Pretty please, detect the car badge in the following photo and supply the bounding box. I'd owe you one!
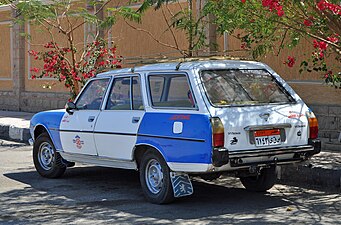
[259,112,270,122]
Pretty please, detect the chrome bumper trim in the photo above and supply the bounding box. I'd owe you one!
[228,145,314,159]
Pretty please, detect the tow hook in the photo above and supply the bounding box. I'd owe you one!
[273,157,278,165]
[249,165,258,174]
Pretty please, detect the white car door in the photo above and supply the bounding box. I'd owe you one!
[94,75,145,160]
[60,78,110,155]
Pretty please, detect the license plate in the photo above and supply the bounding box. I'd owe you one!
[254,129,281,147]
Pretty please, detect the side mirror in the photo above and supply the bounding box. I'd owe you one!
[66,102,77,115]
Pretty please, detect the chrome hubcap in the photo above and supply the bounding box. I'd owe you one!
[38,142,54,170]
[145,159,163,194]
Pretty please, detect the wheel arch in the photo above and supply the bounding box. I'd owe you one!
[33,124,56,146]
[133,143,167,170]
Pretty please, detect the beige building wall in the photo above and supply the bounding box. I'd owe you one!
[25,17,85,93]
[0,10,12,91]
[110,3,188,60]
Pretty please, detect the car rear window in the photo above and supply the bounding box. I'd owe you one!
[200,69,294,106]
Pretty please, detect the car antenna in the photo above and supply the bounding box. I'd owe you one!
[175,53,186,71]
[175,61,182,71]
[131,65,135,73]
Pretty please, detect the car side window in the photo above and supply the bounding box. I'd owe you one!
[76,78,110,110]
[149,74,196,108]
[132,77,144,110]
[106,77,131,110]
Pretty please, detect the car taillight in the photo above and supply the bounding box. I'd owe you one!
[211,117,224,147]
[307,110,318,139]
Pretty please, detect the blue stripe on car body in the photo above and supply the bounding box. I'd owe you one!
[30,109,65,151]
[137,112,212,164]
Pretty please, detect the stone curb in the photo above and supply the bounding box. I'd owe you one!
[0,124,31,143]
[280,163,341,192]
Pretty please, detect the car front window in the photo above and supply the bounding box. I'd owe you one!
[76,78,110,110]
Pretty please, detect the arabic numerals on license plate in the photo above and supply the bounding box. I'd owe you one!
[268,135,281,145]
[256,137,268,146]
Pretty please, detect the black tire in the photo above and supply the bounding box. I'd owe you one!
[240,166,277,192]
[33,133,66,178]
[139,150,174,204]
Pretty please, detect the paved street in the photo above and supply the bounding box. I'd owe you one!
[0,139,340,225]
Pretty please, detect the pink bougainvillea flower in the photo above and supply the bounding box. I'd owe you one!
[327,36,339,43]
[303,19,313,26]
[318,41,328,50]
[30,67,40,73]
[312,39,328,50]
[317,0,341,15]
[324,71,333,78]
[241,0,246,3]
[262,0,285,16]
[276,6,284,17]
[241,43,247,49]
[284,56,295,67]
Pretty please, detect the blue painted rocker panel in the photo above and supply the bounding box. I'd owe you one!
[137,113,213,164]
[30,109,65,151]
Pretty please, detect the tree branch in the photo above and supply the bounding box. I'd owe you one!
[161,6,180,50]
[123,19,185,55]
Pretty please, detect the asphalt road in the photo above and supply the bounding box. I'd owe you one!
[0,139,340,225]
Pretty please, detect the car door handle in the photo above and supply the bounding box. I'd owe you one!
[132,117,140,123]
[88,116,96,122]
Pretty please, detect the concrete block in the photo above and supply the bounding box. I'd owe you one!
[280,164,341,192]
[329,106,341,116]
[58,100,67,108]
[0,126,9,140]
[319,131,340,140]
[23,129,32,143]
[318,116,338,131]
[310,105,329,116]
[50,100,58,109]
[35,99,43,107]
[43,100,51,109]
[323,142,341,152]
[8,126,23,141]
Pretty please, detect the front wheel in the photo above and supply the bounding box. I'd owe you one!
[139,151,174,204]
[33,133,66,178]
[240,166,277,192]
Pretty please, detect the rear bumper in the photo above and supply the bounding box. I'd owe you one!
[212,139,321,167]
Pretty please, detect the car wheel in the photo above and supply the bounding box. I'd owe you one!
[139,150,174,204]
[33,133,66,178]
[240,166,277,192]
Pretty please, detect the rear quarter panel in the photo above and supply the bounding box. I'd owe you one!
[136,112,213,164]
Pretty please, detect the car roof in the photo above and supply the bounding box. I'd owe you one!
[96,60,267,77]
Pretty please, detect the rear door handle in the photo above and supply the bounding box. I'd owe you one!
[132,117,140,123]
[88,116,95,122]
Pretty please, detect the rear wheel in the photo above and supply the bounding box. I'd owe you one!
[240,166,277,192]
[139,151,174,204]
[33,133,66,178]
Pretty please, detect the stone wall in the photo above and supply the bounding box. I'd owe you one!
[20,92,70,112]
[0,91,18,111]
[310,105,341,140]
[0,91,69,112]
[309,104,341,150]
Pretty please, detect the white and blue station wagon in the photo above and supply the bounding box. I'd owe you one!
[30,60,321,204]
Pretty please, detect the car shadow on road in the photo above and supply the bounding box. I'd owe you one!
[2,166,337,224]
